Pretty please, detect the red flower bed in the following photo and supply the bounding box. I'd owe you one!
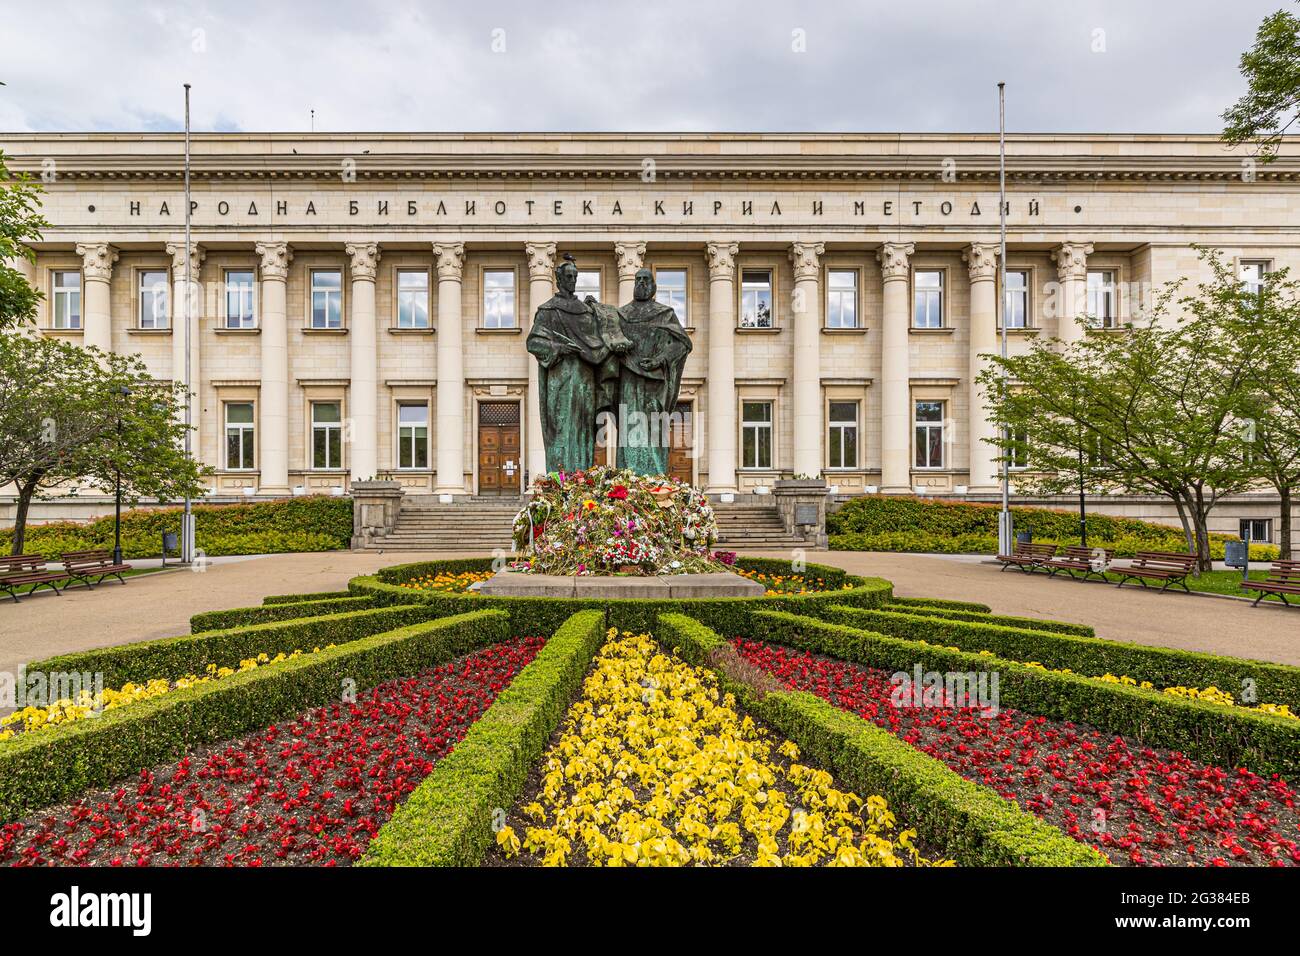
[0,637,542,867]
[734,639,1300,867]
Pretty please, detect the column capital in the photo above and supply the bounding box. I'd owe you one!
[76,242,118,282]
[1052,241,1094,282]
[165,241,205,276]
[876,242,914,282]
[614,241,647,282]
[788,241,825,281]
[345,241,382,281]
[963,242,999,282]
[433,241,466,280]
[524,240,557,281]
[705,240,739,280]
[255,241,293,280]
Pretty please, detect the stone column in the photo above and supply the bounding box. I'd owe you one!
[256,241,292,495]
[965,242,1000,492]
[166,241,205,463]
[346,241,381,483]
[76,242,117,353]
[789,241,825,478]
[1052,242,1093,345]
[705,241,739,496]
[524,241,556,482]
[877,242,914,493]
[433,241,466,495]
[614,240,646,305]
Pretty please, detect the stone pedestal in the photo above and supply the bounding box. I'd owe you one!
[773,478,829,548]
[350,480,404,549]
[477,569,765,599]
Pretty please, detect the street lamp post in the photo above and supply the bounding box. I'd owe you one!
[112,384,131,567]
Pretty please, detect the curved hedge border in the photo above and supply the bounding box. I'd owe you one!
[882,604,1095,637]
[264,590,354,605]
[0,609,510,823]
[361,610,606,867]
[190,595,380,633]
[656,612,1106,867]
[889,596,992,613]
[821,605,1300,709]
[753,610,1300,779]
[29,603,447,688]
[348,556,892,637]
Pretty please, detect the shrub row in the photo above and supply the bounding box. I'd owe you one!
[361,610,607,867]
[882,604,1095,637]
[30,603,448,688]
[655,613,1105,867]
[189,595,380,633]
[829,530,1278,561]
[753,610,1300,778]
[888,595,992,613]
[820,605,1300,709]
[263,590,354,605]
[2,495,353,559]
[0,609,510,823]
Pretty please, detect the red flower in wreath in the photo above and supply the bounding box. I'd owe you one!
[608,485,629,501]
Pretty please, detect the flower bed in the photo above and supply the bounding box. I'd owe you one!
[487,630,946,867]
[0,638,541,866]
[733,640,1300,867]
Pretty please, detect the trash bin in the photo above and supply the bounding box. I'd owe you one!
[1015,530,1032,547]
[161,531,178,567]
[1224,540,1247,569]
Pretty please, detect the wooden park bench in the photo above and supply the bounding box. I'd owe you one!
[1041,546,1111,583]
[0,554,68,603]
[60,549,133,590]
[1241,560,1300,607]
[1110,551,1198,593]
[995,541,1058,573]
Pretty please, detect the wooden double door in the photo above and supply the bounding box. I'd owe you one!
[477,402,521,495]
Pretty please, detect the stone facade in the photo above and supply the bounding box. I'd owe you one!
[3,131,1298,549]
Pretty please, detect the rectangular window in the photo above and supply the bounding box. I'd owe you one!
[311,402,342,469]
[740,270,773,328]
[224,403,255,470]
[138,270,169,329]
[396,270,430,329]
[52,271,82,329]
[575,269,602,302]
[482,269,516,329]
[311,269,343,329]
[1008,426,1030,469]
[1240,260,1269,296]
[827,401,859,469]
[1086,270,1116,328]
[1003,269,1029,329]
[914,401,945,469]
[225,270,255,329]
[1239,518,1272,544]
[913,270,944,329]
[397,403,429,469]
[655,268,688,326]
[826,269,859,329]
[741,401,773,469]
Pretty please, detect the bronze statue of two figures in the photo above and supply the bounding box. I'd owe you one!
[528,256,691,478]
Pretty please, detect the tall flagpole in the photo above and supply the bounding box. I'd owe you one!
[997,81,1013,556]
[182,83,195,564]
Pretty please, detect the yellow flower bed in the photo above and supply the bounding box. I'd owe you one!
[0,646,334,742]
[495,629,950,867]
[398,570,493,594]
[732,567,855,595]
[911,638,1297,721]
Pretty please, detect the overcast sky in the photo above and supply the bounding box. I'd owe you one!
[0,0,1279,134]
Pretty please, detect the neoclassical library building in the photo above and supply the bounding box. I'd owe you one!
[2,131,1296,547]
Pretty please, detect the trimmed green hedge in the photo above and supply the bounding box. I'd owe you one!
[2,495,353,560]
[888,595,992,613]
[0,609,510,823]
[190,595,380,633]
[264,590,354,605]
[752,610,1300,778]
[655,613,1104,867]
[820,605,1300,709]
[29,603,449,687]
[882,604,1095,637]
[361,610,607,867]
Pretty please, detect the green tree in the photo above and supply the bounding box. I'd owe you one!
[979,259,1258,571]
[0,332,209,554]
[1222,6,1300,162]
[0,149,48,329]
